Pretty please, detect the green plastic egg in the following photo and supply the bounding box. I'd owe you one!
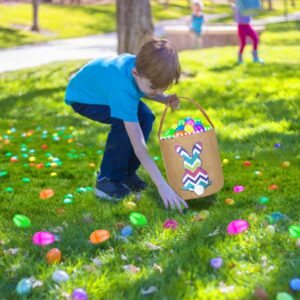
[13,214,31,228]
[129,212,147,226]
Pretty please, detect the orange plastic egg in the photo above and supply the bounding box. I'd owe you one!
[174,130,186,137]
[90,230,110,244]
[40,189,55,199]
[46,248,61,264]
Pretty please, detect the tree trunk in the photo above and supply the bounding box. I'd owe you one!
[31,0,40,31]
[267,0,273,10]
[117,0,154,54]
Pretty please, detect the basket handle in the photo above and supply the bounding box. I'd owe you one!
[157,96,215,138]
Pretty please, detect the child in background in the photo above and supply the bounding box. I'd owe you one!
[234,2,264,64]
[65,39,188,213]
[190,0,205,48]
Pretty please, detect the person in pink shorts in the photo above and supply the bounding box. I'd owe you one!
[234,3,264,64]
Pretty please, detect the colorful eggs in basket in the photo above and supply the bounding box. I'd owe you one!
[161,116,211,140]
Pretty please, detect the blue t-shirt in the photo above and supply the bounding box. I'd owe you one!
[191,14,204,34]
[65,54,144,122]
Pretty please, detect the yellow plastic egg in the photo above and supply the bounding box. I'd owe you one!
[223,159,229,164]
[50,172,57,177]
[224,198,234,205]
[124,201,136,210]
[184,125,194,133]
[29,156,36,162]
[281,161,290,168]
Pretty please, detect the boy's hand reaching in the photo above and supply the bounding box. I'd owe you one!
[165,94,180,110]
[157,182,188,213]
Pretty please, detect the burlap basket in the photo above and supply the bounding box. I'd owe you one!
[158,97,224,200]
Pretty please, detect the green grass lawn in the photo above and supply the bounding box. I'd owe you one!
[0,23,300,300]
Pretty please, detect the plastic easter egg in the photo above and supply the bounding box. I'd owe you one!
[177,119,185,126]
[194,124,204,132]
[254,170,262,176]
[13,214,31,228]
[121,226,133,237]
[16,278,32,296]
[123,201,136,210]
[210,257,223,269]
[63,198,73,204]
[51,270,69,283]
[271,212,285,222]
[32,231,55,246]
[223,159,229,164]
[244,161,251,166]
[5,187,14,193]
[184,125,194,133]
[129,212,147,226]
[40,188,55,199]
[163,219,178,230]
[227,220,249,235]
[175,125,184,132]
[289,225,300,238]
[163,128,176,138]
[290,278,300,291]
[276,292,294,300]
[269,184,278,190]
[224,198,234,205]
[274,143,281,148]
[266,225,275,234]
[46,248,62,264]
[281,161,290,168]
[233,185,244,193]
[22,177,30,183]
[90,230,110,244]
[259,196,269,204]
[185,119,195,127]
[0,170,8,177]
[184,116,192,122]
[174,130,186,137]
[72,288,88,300]
[199,210,210,220]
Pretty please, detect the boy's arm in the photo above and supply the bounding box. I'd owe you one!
[124,121,188,213]
[146,94,180,110]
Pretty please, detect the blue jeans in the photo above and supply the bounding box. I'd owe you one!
[71,101,155,181]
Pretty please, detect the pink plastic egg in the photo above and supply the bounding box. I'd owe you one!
[233,185,244,193]
[163,219,178,230]
[32,231,55,246]
[227,220,249,235]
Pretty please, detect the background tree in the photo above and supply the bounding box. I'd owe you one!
[31,0,40,31]
[116,0,154,54]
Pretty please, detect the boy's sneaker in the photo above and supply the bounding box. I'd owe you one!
[95,178,130,201]
[122,173,148,192]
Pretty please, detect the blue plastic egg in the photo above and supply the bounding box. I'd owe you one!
[290,278,300,291]
[16,278,32,296]
[121,225,133,237]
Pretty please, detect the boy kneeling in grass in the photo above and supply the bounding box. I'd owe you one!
[65,38,188,213]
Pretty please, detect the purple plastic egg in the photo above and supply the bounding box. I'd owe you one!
[194,124,205,132]
[32,231,55,246]
[72,288,88,300]
[227,220,249,235]
[210,257,223,269]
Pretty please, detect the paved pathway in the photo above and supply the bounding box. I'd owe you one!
[0,12,299,73]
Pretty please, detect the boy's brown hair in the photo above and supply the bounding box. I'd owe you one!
[135,39,181,89]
